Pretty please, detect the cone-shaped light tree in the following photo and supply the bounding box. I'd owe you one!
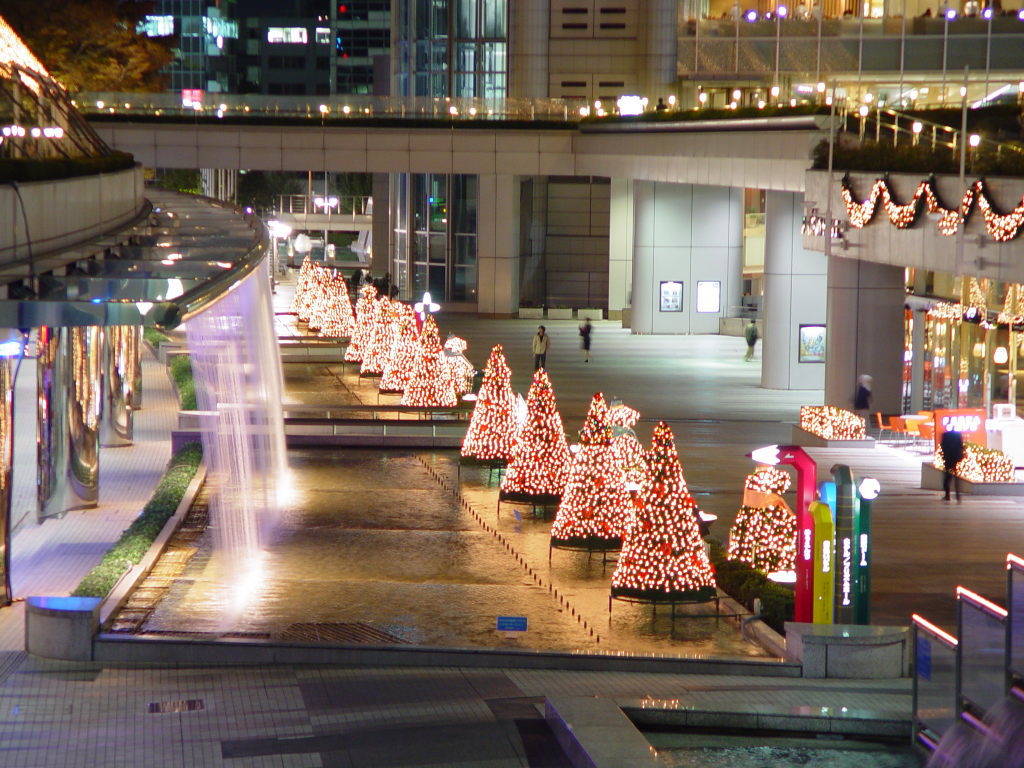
[608,402,647,488]
[500,369,570,499]
[550,393,636,551]
[379,306,419,393]
[461,344,517,462]
[610,422,717,601]
[344,284,378,363]
[726,466,797,574]
[360,296,395,375]
[306,265,330,332]
[318,273,355,338]
[402,315,458,407]
[291,256,313,318]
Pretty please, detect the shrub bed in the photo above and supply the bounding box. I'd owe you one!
[708,538,793,635]
[71,442,203,599]
[143,328,169,348]
[168,354,197,410]
[0,152,135,183]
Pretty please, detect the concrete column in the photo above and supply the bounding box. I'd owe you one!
[371,172,390,275]
[641,0,678,98]
[608,178,634,319]
[631,181,742,335]
[824,255,905,414]
[477,174,520,317]
[37,326,102,521]
[509,0,549,98]
[761,191,828,390]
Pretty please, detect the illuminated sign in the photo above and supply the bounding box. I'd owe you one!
[934,408,987,449]
[659,281,683,312]
[696,281,721,313]
[821,539,831,573]
[841,537,852,606]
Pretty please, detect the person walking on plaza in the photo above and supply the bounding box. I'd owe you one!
[744,319,759,361]
[533,325,550,370]
[940,428,965,502]
[579,318,592,363]
[854,374,873,421]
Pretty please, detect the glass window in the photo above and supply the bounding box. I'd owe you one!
[267,27,308,44]
[456,42,476,72]
[139,15,175,37]
[482,0,507,38]
[315,27,331,44]
[454,234,476,265]
[429,234,446,263]
[452,265,476,301]
[456,0,478,37]
[452,175,477,234]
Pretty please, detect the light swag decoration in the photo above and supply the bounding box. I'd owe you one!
[840,176,1024,242]
[799,405,867,440]
[610,421,717,601]
[550,393,635,551]
[727,466,797,575]
[461,345,517,463]
[500,369,571,499]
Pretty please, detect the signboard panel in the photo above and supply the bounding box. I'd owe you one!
[659,281,683,312]
[934,408,987,449]
[496,616,528,632]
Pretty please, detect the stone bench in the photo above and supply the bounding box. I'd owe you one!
[784,622,910,678]
[25,596,102,662]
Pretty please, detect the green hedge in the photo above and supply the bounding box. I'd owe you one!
[0,152,135,183]
[168,354,197,410]
[143,328,169,348]
[813,138,1024,177]
[71,442,203,598]
[708,539,793,635]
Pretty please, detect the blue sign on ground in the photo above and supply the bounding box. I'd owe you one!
[496,616,528,632]
[917,636,932,681]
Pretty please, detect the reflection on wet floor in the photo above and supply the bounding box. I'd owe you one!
[137,447,768,658]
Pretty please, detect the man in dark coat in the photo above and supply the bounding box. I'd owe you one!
[940,428,965,502]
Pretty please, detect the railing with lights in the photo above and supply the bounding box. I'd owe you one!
[912,552,1024,758]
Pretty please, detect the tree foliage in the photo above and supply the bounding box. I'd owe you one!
[0,0,174,93]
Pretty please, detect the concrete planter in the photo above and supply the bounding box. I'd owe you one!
[790,425,876,449]
[621,307,632,329]
[577,308,603,321]
[920,462,1024,495]
[518,307,544,319]
[547,308,573,320]
[785,622,910,678]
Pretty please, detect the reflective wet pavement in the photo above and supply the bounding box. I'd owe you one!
[139,445,768,659]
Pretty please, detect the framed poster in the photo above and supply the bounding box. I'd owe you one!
[695,281,721,313]
[659,281,683,312]
[798,324,826,363]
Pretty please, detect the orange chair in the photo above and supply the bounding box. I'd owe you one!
[887,416,909,443]
[874,412,892,440]
[918,422,935,452]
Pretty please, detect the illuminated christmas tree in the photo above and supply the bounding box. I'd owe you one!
[291,256,313,317]
[318,273,355,338]
[379,306,419,393]
[306,264,330,332]
[361,296,395,375]
[442,335,475,395]
[500,369,571,500]
[727,467,798,575]
[610,421,717,601]
[550,393,635,551]
[402,315,458,407]
[344,284,378,363]
[461,344,517,463]
[608,402,647,487]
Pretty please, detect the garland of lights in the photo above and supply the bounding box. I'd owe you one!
[401,315,458,408]
[550,393,635,551]
[500,369,571,499]
[841,177,1024,242]
[610,421,717,601]
[727,467,797,575]
[799,405,867,441]
[461,345,518,462]
[934,441,1015,483]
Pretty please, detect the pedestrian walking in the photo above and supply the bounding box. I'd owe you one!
[744,320,759,361]
[579,318,592,362]
[532,325,550,371]
[854,374,873,421]
[940,428,965,502]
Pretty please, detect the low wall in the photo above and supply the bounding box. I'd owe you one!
[0,165,144,263]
